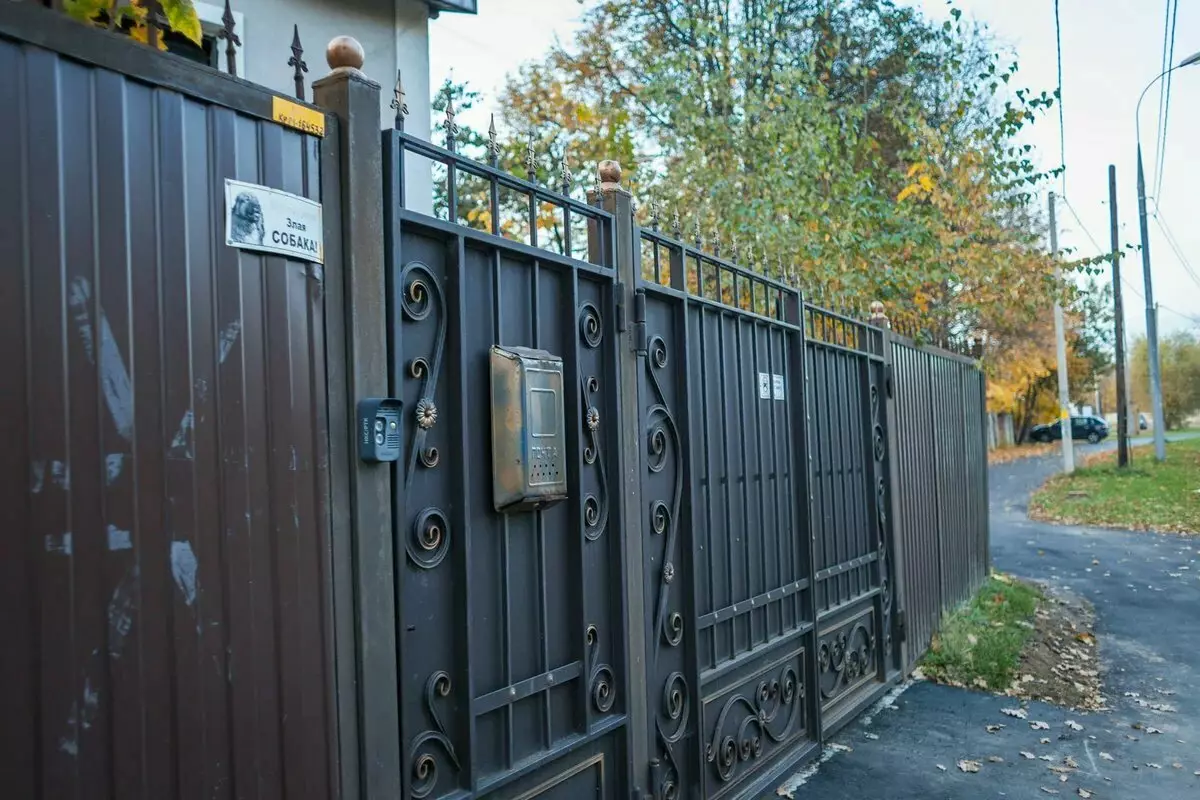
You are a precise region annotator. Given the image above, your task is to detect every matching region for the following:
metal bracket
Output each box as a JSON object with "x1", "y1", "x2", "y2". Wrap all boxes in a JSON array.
[
  {"x1": 885, "y1": 363, "x2": 895, "y2": 399},
  {"x1": 896, "y1": 609, "x2": 907, "y2": 642}
]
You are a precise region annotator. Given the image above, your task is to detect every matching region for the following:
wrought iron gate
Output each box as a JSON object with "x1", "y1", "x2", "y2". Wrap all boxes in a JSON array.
[
  {"x1": 382, "y1": 130, "x2": 629, "y2": 799},
  {"x1": 802, "y1": 308, "x2": 902, "y2": 735},
  {"x1": 635, "y1": 228, "x2": 819, "y2": 800},
  {"x1": 381, "y1": 124, "x2": 921, "y2": 800}
]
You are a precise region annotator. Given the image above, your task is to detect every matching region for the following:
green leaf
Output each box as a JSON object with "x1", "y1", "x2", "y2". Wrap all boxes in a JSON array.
[
  {"x1": 63, "y1": 0, "x2": 110, "y2": 23},
  {"x1": 162, "y1": 0, "x2": 203, "y2": 46}
]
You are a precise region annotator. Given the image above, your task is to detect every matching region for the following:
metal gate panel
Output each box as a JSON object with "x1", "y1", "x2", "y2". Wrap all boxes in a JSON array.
[
  {"x1": 802, "y1": 307, "x2": 899, "y2": 733},
  {"x1": 383, "y1": 131, "x2": 628, "y2": 800},
  {"x1": 636, "y1": 229, "x2": 818, "y2": 800}
]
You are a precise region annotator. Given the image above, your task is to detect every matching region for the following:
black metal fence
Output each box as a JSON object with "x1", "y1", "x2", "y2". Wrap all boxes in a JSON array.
[
  {"x1": 370, "y1": 97, "x2": 987, "y2": 798},
  {"x1": 890, "y1": 338, "x2": 990, "y2": 671},
  {"x1": 1, "y1": 9, "x2": 991, "y2": 799}
]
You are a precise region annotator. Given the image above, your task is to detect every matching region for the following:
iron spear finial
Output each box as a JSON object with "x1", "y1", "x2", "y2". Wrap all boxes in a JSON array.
[
  {"x1": 217, "y1": 0, "x2": 241, "y2": 76},
  {"x1": 524, "y1": 133, "x2": 537, "y2": 181},
  {"x1": 486, "y1": 114, "x2": 500, "y2": 165},
  {"x1": 443, "y1": 92, "x2": 460, "y2": 151},
  {"x1": 390, "y1": 70, "x2": 408, "y2": 130},
  {"x1": 288, "y1": 25, "x2": 308, "y2": 100},
  {"x1": 560, "y1": 154, "x2": 573, "y2": 195}
]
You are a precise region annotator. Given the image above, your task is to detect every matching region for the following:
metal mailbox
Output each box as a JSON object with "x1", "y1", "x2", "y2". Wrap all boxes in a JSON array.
[{"x1": 490, "y1": 345, "x2": 568, "y2": 512}]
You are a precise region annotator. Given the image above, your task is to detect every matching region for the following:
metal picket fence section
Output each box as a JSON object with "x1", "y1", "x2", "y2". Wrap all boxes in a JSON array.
[{"x1": 890, "y1": 337, "x2": 990, "y2": 672}]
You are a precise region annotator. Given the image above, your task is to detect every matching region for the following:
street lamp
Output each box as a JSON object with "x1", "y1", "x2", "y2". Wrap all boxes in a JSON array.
[{"x1": 1135, "y1": 48, "x2": 1200, "y2": 461}]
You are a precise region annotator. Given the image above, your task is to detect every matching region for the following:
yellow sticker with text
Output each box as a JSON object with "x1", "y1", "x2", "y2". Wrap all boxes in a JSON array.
[{"x1": 272, "y1": 96, "x2": 325, "y2": 137}]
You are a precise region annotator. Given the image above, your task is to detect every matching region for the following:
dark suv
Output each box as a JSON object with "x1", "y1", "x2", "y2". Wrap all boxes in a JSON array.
[{"x1": 1029, "y1": 416, "x2": 1109, "y2": 444}]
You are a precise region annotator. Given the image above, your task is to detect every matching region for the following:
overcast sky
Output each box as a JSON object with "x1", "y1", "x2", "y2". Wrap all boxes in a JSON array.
[{"x1": 430, "y1": 0, "x2": 1200, "y2": 339}]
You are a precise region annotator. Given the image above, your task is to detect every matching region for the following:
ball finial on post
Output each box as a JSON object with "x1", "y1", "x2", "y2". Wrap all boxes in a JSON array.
[
  {"x1": 326, "y1": 36, "x2": 365, "y2": 73},
  {"x1": 598, "y1": 160, "x2": 623, "y2": 187},
  {"x1": 869, "y1": 300, "x2": 890, "y2": 329}
]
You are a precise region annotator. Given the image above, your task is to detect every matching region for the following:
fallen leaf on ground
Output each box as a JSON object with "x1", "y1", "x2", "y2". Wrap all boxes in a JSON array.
[
  {"x1": 1002, "y1": 707, "x2": 1029, "y2": 720},
  {"x1": 1032, "y1": 721, "x2": 1051, "y2": 730},
  {"x1": 1171, "y1": 763, "x2": 1182, "y2": 769},
  {"x1": 1099, "y1": 752, "x2": 1114, "y2": 761},
  {"x1": 957, "y1": 760, "x2": 981, "y2": 773},
  {"x1": 863, "y1": 733, "x2": 879, "y2": 740},
  {"x1": 1145, "y1": 726, "x2": 1162, "y2": 734},
  {"x1": 1041, "y1": 788, "x2": 1059, "y2": 795},
  {"x1": 1021, "y1": 751, "x2": 1038, "y2": 760},
  {"x1": 1040, "y1": 755, "x2": 1054, "y2": 762},
  {"x1": 1078, "y1": 790, "x2": 1093, "y2": 799},
  {"x1": 986, "y1": 724, "x2": 1006, "y2": 733},
  {"x1": 1040, "y1": 738, "x2": 1051, "y2": 744},
  {"x1": 936, "y1": 764, "x2": 947, "y2": 772},
  {"x1": 1145, "y1": 763, "x2": 1161, "y2": 769},
  {"x1": 988, "y1": 756, "x2": 1004, "y2": 763},
  {"x1": 1065, "y1": 720, "x2": 1083, "y2": 731},
  {"x1": 1064, "y1": 756, "x2": 1079, "y2": 769}
]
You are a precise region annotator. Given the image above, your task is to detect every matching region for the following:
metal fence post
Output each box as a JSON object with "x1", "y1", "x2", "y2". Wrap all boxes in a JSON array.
[
  {"x1": 590, "y1": 161, "x2": 651, "y2": 796},
  {"x1": 312, "y1": 37, "x2": 401, "y2": 800},
  {"x1": 875, "y1": 305, "x2": 908, "y2": 674}
]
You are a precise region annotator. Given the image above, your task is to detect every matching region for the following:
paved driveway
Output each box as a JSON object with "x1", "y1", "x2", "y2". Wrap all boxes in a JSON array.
[{"x1": 780, "y1": 448, "x2": 1200, "y2": 798}]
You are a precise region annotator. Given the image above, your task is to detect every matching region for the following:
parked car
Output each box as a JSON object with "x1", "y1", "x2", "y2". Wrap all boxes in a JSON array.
[{"x1": 1029, "y1": 416, "x2": 1109, "y2": 444}]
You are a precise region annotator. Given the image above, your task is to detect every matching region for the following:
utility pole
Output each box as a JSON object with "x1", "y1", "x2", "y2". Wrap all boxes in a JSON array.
[
  {"x1": 1136, "y1": 150, "x2": 1167, "y2": 461},
  {"x1": 1108, "y1": 165, "x2": 1130, "y2": 467},
  {"x1": 1049, "y1": 192, "x2": 1074, "y2": 473}
]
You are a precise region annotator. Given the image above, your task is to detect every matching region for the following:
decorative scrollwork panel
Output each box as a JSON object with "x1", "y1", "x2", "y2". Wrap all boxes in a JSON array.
[
  {"x1": 817, "y1": 610, "x2": 878, "y2": 712},
  {"x1": 701, "y1": 649, "x2": 806, "y2": 797},
  {"x1": 400, "y1": 261, "x2": 446, "y2": 489}
]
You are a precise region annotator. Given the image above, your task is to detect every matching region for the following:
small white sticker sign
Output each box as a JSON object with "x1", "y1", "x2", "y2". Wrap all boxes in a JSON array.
[
  {"x1": 772, "y1": 374, "x2": 786, "y2": 401},
  {"x1": 758, "y1": 373, "x2": 771, "y2": 399},
  {"x1": 225, "y1": 179, "x2": 323, "y2": 263}
]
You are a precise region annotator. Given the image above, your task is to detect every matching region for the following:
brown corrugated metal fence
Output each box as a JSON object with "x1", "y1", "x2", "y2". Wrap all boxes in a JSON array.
[
  {"x1": 0, "y1": 16, "x2": 336, "y2": 800},
  {"x1": 890, "y1": 336, "x2": 990, "y2": 671}
]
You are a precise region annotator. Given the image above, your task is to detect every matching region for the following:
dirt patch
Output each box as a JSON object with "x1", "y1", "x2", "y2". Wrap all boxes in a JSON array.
[{"x1": 1004, "y1": 587, "x2": 1105, "y2": 711}]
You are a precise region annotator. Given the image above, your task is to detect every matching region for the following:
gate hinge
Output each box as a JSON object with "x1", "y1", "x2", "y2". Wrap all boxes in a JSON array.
[
  {"x1": 896, "y1": 609, "x2": 907, "y2": 642},
  {"x1": 615, "y1": 282, "x2": 628, "y2": 333},
  {"x1": 633, "y1": 288, "x2": 647, "y2": 354},
  {"x1": 885, "y1": 363, "x2": 895, "y2": 399}
]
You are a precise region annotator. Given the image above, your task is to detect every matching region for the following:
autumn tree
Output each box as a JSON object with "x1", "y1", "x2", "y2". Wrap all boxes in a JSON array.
[{"x1": 1130, "y1": 332, "x2": 1200, "y2": 430}]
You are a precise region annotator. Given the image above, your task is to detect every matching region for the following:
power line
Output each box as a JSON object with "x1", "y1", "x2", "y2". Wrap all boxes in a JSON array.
[
  {"x1": 1053, "y1": 0, "x2": 1067, "y2": 196},
  {"x1": 1149, "y1": 203, "x2": 1200, "y2": 290},
  {"x1": 1154, "y1": 0, "x2": 1180, "y2": 199},
  {"x1": 1058, "y1": 196, "x2": 1197, "y2": 325}
]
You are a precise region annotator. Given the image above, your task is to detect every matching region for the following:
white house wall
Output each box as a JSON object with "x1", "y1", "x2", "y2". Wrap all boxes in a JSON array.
[{"x1": 210, "y1": 0, "x2": 434, "y2": 211}]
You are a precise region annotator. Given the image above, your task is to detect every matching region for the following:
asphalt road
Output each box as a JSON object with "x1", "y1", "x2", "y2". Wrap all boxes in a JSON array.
[{"x1": 780, "y1": 445, "x2": 1200, "y2": 799}]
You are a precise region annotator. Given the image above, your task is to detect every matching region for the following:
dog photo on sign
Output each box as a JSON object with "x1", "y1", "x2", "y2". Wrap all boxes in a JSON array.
[{"x1": 229, "y1": 192, "x2": 265, "y2": 245}]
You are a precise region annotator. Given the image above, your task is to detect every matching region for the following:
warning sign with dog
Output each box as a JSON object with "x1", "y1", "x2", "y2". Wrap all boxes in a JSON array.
[{"x1": 225, "y1": 179, "x2": 323, "y2": 264}]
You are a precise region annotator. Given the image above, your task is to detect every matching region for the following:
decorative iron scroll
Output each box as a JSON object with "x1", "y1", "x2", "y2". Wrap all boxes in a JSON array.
[
  {"x1": 870, "y1": 380, "x2": 893, "y2": 655},
  {"x1": 408, "y1": 507, "x2": 450, "y2": 570},
  {"x1": 586, "y1": 625, "x2": 616, "y2": 714},
  {"x1": 818, "y1": 620, "x2": 877, "y2": 704},
  {"x1": 408, "y1": 670, "x2": 461, "y2": 799},
  {"x1": 401, "y1": 261, "x2": 445, "y2": 484},
  {"x1": 644, "y1": 333, "x2": 686, "y2": 800},
  {"x1": 578, "y1": 302, "x2": 609, "y2": 541},
  {"x1": 705, "y1": 663, "x2": 803, "y2": 784},
  {"x1": 651, "y1": 672, "x2": 689, "y2": 800}
]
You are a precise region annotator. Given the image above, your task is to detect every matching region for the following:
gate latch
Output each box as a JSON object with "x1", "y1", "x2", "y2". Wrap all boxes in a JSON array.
[
  {"x1": 885, "y1": 363, "x2": 895, "y2": 398},
  {"x1": 896, "y1": 609, "x2": 907, "y2": 642}
]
